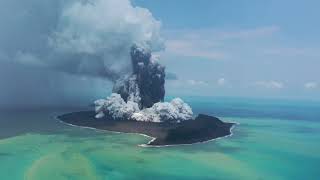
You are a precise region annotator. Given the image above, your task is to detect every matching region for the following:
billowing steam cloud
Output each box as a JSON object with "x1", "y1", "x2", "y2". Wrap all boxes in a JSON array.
[
  {"x1": 49, "y1": 0, "x2": 164, "y2": 81},
  {"x1": 95, "y1": 93, "x2": 193, "y2": 122},
  {"x1": 2, "y1": 0, "x2": 164, "y2": 81},
  {"x1": 0, "y1": 0, "x2": 164, "y2": 107}
]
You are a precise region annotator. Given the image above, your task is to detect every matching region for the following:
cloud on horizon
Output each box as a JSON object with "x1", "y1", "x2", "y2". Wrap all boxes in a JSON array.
[
  {"x1": 304, "y1": 82, "x2": 318, "y2": 89},
  {"x1": 255, "y1": 81, "x2": 284, "y2": 89},
  {"x1": 162, "y1": 25, "x2": 280, "y2": 60},
  {"x1": 263, "y1": 47, "x2": 320, "y2": 58}
]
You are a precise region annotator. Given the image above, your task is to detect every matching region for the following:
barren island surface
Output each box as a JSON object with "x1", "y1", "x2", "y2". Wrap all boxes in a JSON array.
[{"x1": 58, "y1": 111, "x2": 235, "y2": 146}]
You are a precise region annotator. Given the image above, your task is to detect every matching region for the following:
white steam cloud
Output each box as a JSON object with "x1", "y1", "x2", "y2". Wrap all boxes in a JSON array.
[
  {"x1": 0, "y1": 0, "x2": 164, "y2": 107},
  {"x1": 95, "y1": 94, "x2": 193, "y2": 123},
  {"x1": 8, "y1": 0, "x2": 164, "y2": 81},
  {"x1": 49, "y1": 0, "x2": 164, "y2": 80},
  {"x1": 52, "y1": 0, "x2": 164, "y2": 54}
]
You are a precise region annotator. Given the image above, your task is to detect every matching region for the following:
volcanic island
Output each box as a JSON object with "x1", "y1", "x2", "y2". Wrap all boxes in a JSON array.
[{"x1": 58, "y1": 45, "x2": 235, "y2": 146}]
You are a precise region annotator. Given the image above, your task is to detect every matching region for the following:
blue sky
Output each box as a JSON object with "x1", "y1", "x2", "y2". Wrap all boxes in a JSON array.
[{"x1": 133, "y1": 0, "x2": 320, "y2": 99}]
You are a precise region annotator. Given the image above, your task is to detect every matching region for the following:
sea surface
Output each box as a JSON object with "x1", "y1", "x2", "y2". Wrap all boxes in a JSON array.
[{"x1": 0, "y1": 97, "x2": 319, "y2": 180}]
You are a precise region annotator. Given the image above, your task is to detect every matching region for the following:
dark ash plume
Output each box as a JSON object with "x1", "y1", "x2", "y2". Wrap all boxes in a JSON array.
[
  {"x1": 95, "y1": 45, "x2": 193, "y2": 123},
  {"x1": 113, "y1": 45, "x2": 165, "y2": 108}
]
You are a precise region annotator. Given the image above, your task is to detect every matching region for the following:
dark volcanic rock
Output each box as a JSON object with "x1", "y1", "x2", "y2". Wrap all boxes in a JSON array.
[
  {"x1": 113, "y1": 45, "x2": 165, "y2": 108},
  {"x1": 58, "y1": 111, "x2": 235, "y2": 146},
  {"x1": 150, "y1": 114, "x2": 233, "y2": 145}
]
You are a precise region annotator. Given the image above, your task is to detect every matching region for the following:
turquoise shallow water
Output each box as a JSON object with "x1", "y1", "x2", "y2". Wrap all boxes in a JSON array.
[{"x1": 0, "y1": 97, "x2": 319, "y2": 180}]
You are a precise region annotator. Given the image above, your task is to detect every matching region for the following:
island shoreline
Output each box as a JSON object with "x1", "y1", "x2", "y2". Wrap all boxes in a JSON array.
[{"x1": 56, "y1": 111, "x2": 237, "y2": 147}]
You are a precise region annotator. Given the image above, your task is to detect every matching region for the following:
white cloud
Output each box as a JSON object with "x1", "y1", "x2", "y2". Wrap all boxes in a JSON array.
[
  {"x1": 217, "y1": 78, "x2": 226, "y2": 86},
  {"x1": 166, "y1": 25, "x2": 279, "y2": 41},
  {"x1": 1, "y1": 0, "x2": 165, "y2": 81},
  {"x1": 263, "y1": 47, "x2": 320, "y2": 58},
  {"x1": 304, "y1": 82, "x2": 318, "y2": 89},
  {"x1": 164, "y1": 25, "x2": 279, "y2": 60},
  {"x1": 214, "y1": 26, "x2": 280, "y2": 40},
  {"x1": 255, "y1": 81, "x2": 284, "y2": 89},
  {"x1": 15, "y1": 52, "x2": 46, "y2": 67},
  {"x1": 47, "y1": 0, "x2": 164, "y2": 79},
  {"x1": 165, "y1": 40, "x2": 225, "y2": 60},
  {"x1": 167, "y1": 79, "x2": 209, "y2": 88},
  {"x1": 51, "y1": 0, "x2": 164, "y2": 54},
  {"x1": 187, "y1": 79, "x2": 209, "y2": 86}
]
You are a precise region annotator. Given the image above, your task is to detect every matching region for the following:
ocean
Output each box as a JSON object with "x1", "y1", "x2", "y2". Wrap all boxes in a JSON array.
[{"x1": 0, "y1": 97, "x2": 319, "y2": 180}]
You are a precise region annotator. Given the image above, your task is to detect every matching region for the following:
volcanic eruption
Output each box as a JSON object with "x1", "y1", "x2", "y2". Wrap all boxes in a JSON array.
[
  {"x1": 56, "y1": 0, "x2": 235, "y2": 146},
  {"x1": 94, "y1": 45, "x2": 193, "y2": 123}
]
